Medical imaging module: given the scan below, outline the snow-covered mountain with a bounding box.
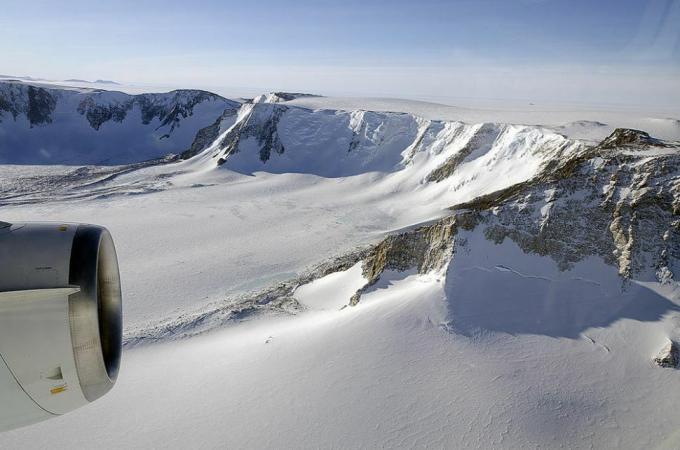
[0,81,239,164]
[342,128,680,330]
[2,88,680,448]
[199,101,579,189]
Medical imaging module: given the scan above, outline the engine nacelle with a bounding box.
[0,222,122,432]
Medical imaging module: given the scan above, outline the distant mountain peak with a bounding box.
[63,78,120,85]
[599,128,668,149]
[251,92,322,104]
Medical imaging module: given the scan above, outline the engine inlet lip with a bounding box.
[68,225,122,402]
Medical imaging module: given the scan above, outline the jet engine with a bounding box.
[0,221,122,431]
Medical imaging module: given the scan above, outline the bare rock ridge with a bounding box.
[180,108,238,160]
[426,122,501,182]
[77,89,225,132]
[349,215,463,305]
[599,127,670,149]
[654,340,680,368]
[216,104,287,165]
[346,128,680,305]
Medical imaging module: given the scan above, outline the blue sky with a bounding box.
[1,0,678,106]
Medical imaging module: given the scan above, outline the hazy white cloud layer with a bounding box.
[1,0,678,109]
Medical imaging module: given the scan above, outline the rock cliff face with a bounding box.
[217,103,288,165]
[426,123,501,182]
[208,102,426,176]
[0,81,239,164]
[345,129,680,305]
[208,100,577,183]
[0,84,58,127]
[472,128,680,281]
[654,340,680,368]
[180,108,239,160]
[349,216,463,305]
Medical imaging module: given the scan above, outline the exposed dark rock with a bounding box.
[77,97,132,130]
[453,133,680,278]
[348,131,360,152]
[26,85,56,126]
[180,108,238,160]
[349,215,466,305]
[0,83,58,126]
[218,104,287,164]
[270,92,321,102]
[136,90,223,130]
[426,123,502,182]
[600,128,669,149]
[0,95,18,121]
[350,130,678,305]
[654,340,679,368]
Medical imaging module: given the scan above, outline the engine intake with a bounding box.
[68,225,123,401]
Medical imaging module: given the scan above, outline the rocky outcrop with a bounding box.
[213,125,680,311]
[76,96,132,130]
[180,108,238,160]
[26,85,57,126]
[426,123,501,182]
[599,128,669,149]
[654,340,679,368]
[349,128,680,305]
[349,215,473,305]
[0,83,58,126]
[454,129,680,280]
[76,89,231,132]
[138,90,224,130]
[217,104,287,164]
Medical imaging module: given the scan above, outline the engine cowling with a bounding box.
[0,222,122,432]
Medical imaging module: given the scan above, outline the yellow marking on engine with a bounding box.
[50,385,67,395]
[58,225,68,232]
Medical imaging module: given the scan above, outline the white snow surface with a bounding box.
[285,96,680,143]
[1,94,680,448]
[1,229,679,449]
[294,262,367,311]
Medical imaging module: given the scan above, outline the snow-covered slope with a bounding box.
[201,101,580,204]
[285,95,680,143]
[0,81,239,164]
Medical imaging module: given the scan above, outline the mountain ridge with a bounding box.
[0,80,240,164]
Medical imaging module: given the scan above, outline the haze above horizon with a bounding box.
[1,0,679,108]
